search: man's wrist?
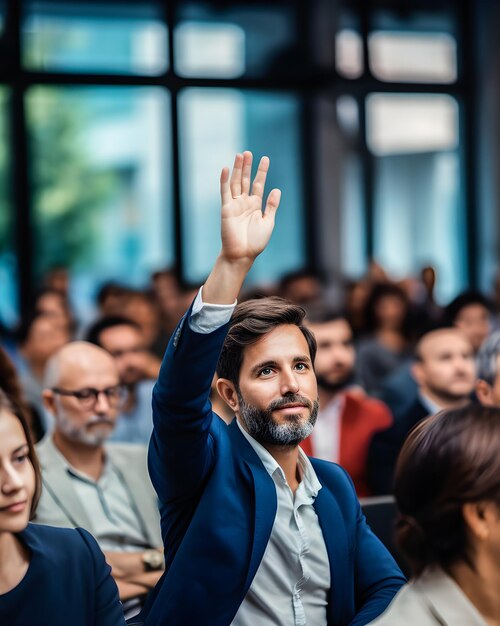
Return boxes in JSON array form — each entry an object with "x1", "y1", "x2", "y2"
[{"x1": 203, "y1": 255, "x2": 253, "y2": 305}]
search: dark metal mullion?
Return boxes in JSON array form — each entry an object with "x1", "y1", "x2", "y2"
[
  {"x1": 166, "y1": 1, "x2": 184, "y2": 282},
  {"x1": 458, "y1": 0, "x2": 477, "y2": 289},
  {"x1": 359, "y1": 1, "x2": 375, "y2": 262},
  {"x1": 7, "y1": 0, "x2": 33, "y2": 318},
  {"x1": 296, "y1": 0, "x2": 317, "y2": 272}
]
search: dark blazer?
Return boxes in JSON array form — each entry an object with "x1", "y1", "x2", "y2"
[
  {"x1": 139, "y1": 308, "x2": 405, "y2": 626},
  {"x1": 367, "y1": 398, "x2": 430, "y2": 495},
  {"x1": 0, "y1": 523, "x2": 125, "y2": 626}
]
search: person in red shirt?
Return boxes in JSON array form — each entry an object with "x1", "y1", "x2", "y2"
[{"x1": 301, "y1": 313, "x2": 393, "y2": 496}]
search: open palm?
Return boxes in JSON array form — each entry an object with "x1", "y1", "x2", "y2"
[{"x1": 219, "y1": 151, "x2": 281, "y2": 263}]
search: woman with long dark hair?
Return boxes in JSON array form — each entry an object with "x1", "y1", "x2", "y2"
[
  {"x1": 0, "y1": 391, "x2": 125, "y2": 625},
  {"x1": 369, "y1": 404, "x2": 500, "y2": 625},
  {"x1": 356, "y1": 282, "x2": 413, "y2": 396}
]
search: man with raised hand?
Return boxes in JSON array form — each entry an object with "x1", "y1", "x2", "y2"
[{"x1": 141, "y1": 152, "x2": 404, "y2": 626}]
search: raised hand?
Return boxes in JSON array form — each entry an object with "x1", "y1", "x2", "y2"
[
  {"x1": 219, "y1": 151, "x2": 281, "y2": 263},
  {"x1": 203, "y1": 151, "x2": 282, "y2": 305}
]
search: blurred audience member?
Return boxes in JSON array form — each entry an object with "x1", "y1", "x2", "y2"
[
  {"x1": 357, "y1": 283, "x2": 414, "y2": 395},
  {"x1": 33, "y1": 287, "x2": 75, "y2": 333},
  {"x1": 96, "y1": 282, "x2": 131, "y2": 317},
  {"x1": 302, "y1": 313, "x2": 393, "y2": 496},
  {"x1": 369, "y1": 405, "x2": 500, "y2": 626},
  {"x1": 344, "y1": 278, "x2": 372, "y2": 337},
  {"x1": 151, "y1": 268, "x2": 183, "y2": 338},
  {"x1": 475, "y1": 331, "x2": 500, "y2": 407},
  {"x1": 279, "y1": 268, "x2": 324, "y2": 310},
  {"x1": 35, "y1": 342, "x2": 163, "y2": 615},
  {"x1": 444, "y1": 291, "x2": 492, "y2": 354},
  {"x1": 86, "y1": 316, "x2": 160, "y2": 443},
  {"x1": 0, "y1": 346, "x2": 44, "y2": 443},
  {"x1": 121, "y1": 290, "x2": 166, "y2": 358},
  {"x1": 12, "y1": 313, "x2": 70, "y2": 436},
  {"x1": 0, "y1": 390, "x2": 125, "y2": 626},
  {"x1": 42, "y1": 266, "x2": 70, "y2": 297},
  {"x1": 368, "y1": 328, "x2": 476, "y2": 494},
  {"x1": 420, "y1": 266, "x2": 442, "y2": 320}
]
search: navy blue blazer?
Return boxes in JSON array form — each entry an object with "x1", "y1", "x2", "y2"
[
  {"x1": 0, "y1": 523, "x2": 125, "y2": 626},
  {"x1": 141, "y1": 309, "x2": 405, "y2": 626}
]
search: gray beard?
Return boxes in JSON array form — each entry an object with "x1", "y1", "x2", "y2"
[
  {"x1": 237, "y1": 391, "x2": 319, "y2": 447},
  {"x1": 57, "y1": 413, "x2": 114, "y2": 447}
]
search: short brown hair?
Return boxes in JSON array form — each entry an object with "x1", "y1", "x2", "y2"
[
  {"x1": 0, "y1": 390, "x2": 42, "y2": 518},
  {"x1": 394, "y1": 404, "x2": 500, "y2": 577},
  {"x1": 217, "y1": 297, "x2": 317, "y2": 385}
]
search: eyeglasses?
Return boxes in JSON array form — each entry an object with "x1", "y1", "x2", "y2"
[{"x1": 51, "y1": 385, "x2": 127, "y2": 410}]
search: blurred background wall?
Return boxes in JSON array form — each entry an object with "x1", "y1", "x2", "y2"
[{"x1": 0, "y1": 0, "x2": 498, "y2": 323}]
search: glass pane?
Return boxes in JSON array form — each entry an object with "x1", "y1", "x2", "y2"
[
  {"x1": 0, "y1": 0, "x2": 6, "y2": 36},
  {"x1": 336, "y1": 95, "x2": 359, "y2": 138},
  {"x1": 0, "y1": 88, "x2": 17, "y2": 326},
  {"x1": 372, "y1": 150, "x2": 465, "y2": 302},
  {"x1": 369, "y1": 32, "x2": 457, "y2": 83},
  {"x1": 179, "y1": 88, "x2": 305, "y2": 285},
  {"x1": 23, "y1": 2, "x2": 168, "y2": 75},
  {"x1": 26, "y1": 87, "x2": 173, "y2": 320},
  {"x1": 335, "y1": 29, "x2": 363, "y2": 79},
  {"x1": 341, "y1": 153, "x2": 366, "y2": 278},
  {"x1": 175, "y1": 4, "x2": 297, "y2": 78},
  {"x1": 366, "y1": 93, "x2": 458, "y2": 156}
]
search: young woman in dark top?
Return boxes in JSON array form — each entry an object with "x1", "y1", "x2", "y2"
[{"x1": 0, "y1": 391, "x2": 125, "y2": 626}]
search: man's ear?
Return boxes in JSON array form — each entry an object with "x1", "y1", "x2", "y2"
[
  {"x1": 42, "y1": 389, "x2": 56, "y2": 414},
  {"x1": 411, "y1": 361, "x2": 424, "y2": 386},
  {"x1": 476, "y1": 379, "x2": 494, "y2": 406},
  {"x1": 216, "y1": 378, "x2": 240, "y2": 413}
]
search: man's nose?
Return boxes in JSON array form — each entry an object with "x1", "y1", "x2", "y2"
[
  {"x1": 280, "y1": 370, "x2": 300, "y2": 396},
  {"x1": 94, "y1": 391, "x2": 112, "y2": 414}
]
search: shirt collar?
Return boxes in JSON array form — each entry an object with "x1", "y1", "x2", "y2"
[
  {"x1": 236, "y1": 419, "x2": 322, "y2": 498},
  {"x1": 48, "y1": 435, "x2": 111, "y2": 485},
  {"x1": 418, "y1": 391, "x2": 442, "y2": 416}
]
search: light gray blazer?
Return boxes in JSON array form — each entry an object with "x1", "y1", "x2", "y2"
[
  {"x1": 368, "y1": 567, "x2": 489, "y2": 626},
  {"x1": 34, "y1": 436, "x2": 162, "y2": 549}
]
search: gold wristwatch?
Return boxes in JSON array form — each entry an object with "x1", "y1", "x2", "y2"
[{"x1": 142, "y1": 549, "x2": 164, "y2": 572}]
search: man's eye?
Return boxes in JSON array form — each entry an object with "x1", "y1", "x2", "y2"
[
  {"x1": 295, "y1": 363, "x2": 307, "y2": 371},
  {"x1": 259, "y1": 368, "x2": 273, "y2": 376},
  {"x1": 77, "y1": 389, "x2": 94, "y2": 399}
]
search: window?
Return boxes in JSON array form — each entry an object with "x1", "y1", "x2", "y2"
[
  {"x1": 366, "y1": 93, "x2": 464, "y2": 302},
  {"x1": 23, "y1": 2, "x2": 168, "y2": 75},
  {"x1": 26, "y1": 86, "x2": 172, "y2": 317},
  {"x1": 175, "y1": 3, "x2": 297, "y2": 78},
  {"x1": 179, "y1": 88, "x2": 305, "y2": 285},
  {"x1": 369, "y1": 31, "x2": 457, "y2": 83},
  {"x1": 0, "y1": 88, "x2": 15, "y2": 325}
]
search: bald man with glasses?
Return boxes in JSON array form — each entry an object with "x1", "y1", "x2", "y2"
[{"x1": 34, "y1": 341, "x2": 163, "y2": 619}]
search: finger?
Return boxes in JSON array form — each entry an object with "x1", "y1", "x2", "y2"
[
  {"x1": 251, "y1": 156, "x2": 270, "y2": 199},
  {"x1": 220, "y1": 167, "x2": 231, "y2": 206},
  {"x1": 241, "y1": 151, "x2": 253, "y2": 195},
  {"x1": 263, "y1": 188, "x2": 281, "y2": 219},
  {"x1": 230, "y1": 153, "x2": 244, "y2": 197}
]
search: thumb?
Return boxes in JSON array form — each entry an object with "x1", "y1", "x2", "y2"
[{"x1": 263, "y1": 188, "x2": 281, "y2": 219}]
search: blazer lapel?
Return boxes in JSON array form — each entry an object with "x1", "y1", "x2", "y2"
[
  {"x1": 312, "y1": 465, "x2": 351, "y2": 625},
  {"x1": 228, "y1": 421, "x2": 277, "y2": 594},
  {"x1": 38, "y1": 438, "x2": 94, "y2": 531}
]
